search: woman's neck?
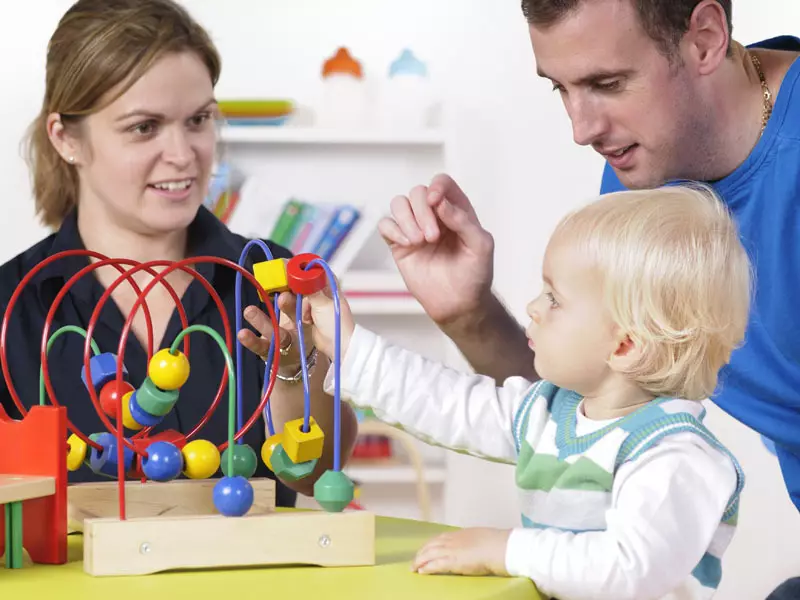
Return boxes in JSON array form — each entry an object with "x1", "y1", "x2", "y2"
[{"x1": 76, "y1": 202, "x2": 188, "y2": 266}]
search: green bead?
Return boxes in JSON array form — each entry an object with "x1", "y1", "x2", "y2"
[
  {"x1": 313, "y1": 469, "x2": 354, "y2": 513},
  {"x1": 220, "y1": 443, "x2": 258, "y2": 478},
  {"x1": 270, "y1": 444, "x2": 317, "y2": 482},
  {"x1": 134, "y1": 377, "x2": 178, "y2": 417}
]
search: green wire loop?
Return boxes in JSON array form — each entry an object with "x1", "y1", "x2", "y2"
[
  {"x1": 169, "y1": 324, "x2": 235, "y2": 476},
  {"x1": 40, "y1": 325, "x2": 101, "y2": 406}
]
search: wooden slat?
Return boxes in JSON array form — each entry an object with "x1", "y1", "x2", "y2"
[
  {"x1": 67, "y1": 478, "x2": 276, "y2": 531},
  {"x1": 0, "y1": 475, "x2": 55, "y2": 504},
  {"x1": 83, "y1": 510, "x2": 376, "y2": 576}
]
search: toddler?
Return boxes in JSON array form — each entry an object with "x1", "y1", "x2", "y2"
[{"x1": 304, "y1": 184, "x2": 750, "y2": 600}]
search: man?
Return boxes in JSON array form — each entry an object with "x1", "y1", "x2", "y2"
[{"x1": 380, "y1": 0, "x2": 799, "y2": 583}]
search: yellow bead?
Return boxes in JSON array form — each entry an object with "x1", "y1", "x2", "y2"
[
  {"x1": 148, "y1": 348, "x2": 190, "y2": 391},
  {"x1": 282, "y1": 417, "x2": 325, "y2": 464},
  {"x1": 181, "y1": 439, "x2": 220, "y2": 479},
  {"x1": 121, "y1": 391, "x2": 144, "y2": 431},
  {"x1": 66, "y1": 433, "x2": 87, "y2": 471},
  {"x1": 253, "y1": 258, "x2": 289, "y2": 301},
  {"x1": 261, "y1": 433, "x2": 284, "y2": 471}
]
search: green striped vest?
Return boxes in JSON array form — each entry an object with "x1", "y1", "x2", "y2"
[{"x1": 512, "y1": 381, "x2": 744, "y2": 592}]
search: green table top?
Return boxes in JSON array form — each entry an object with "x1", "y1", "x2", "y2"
[{"x1": 1, "y1": 512, "x2": 541, "y2": 600}]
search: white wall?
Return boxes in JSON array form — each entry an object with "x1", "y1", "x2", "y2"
[{"x1": 2, "y1": 1, "x2": 799, "y2": 598}]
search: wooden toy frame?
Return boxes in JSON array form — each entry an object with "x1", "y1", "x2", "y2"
[{"x1": 0, "y1": 249, "x2": 375, "y2": 577}]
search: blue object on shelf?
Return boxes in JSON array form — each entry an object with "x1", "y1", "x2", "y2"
[
  {"x1": 225, "y1": 116, "x2": 290, "y2": 126},
  {"x1": 389, "y1": 49, "x2": 427, "y2": 78}
]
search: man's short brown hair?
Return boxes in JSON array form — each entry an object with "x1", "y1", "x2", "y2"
[{"x1": 521, "y1": 0, "x2": 733, "y2": 56}]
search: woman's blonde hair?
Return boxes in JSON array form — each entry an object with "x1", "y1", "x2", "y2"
[
  {"x1": 25, "y1": 0, "x2": 221, "y2": 229},
  {"x1": 552, "y1": 184, "x2": 752, "y2": 400}
]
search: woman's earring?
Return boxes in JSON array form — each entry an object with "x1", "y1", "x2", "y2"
[{"x1": 68, "y1": 156, "x2": 75, "y2": 164}]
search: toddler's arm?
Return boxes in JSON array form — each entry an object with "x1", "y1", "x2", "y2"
[
  {"x1": 505, "y1": 434, "x2": 738, "y2": 599},
  {"x1": 322, "y1": 324, "x2": 539, "y2": 463}
]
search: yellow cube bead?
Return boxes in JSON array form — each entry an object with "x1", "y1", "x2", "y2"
[
  {"x1": 121, "y1": 391, "x2": 144, "y2": 431},
  {"x1": 66, "y1": 433, "x2": 87, "y2": 471},
  {"x1": 282, "y1": 417, "x2": 324, "y2": 464},
  {"x1": 253, "y1": 258, "x2": 289, "y2": 300},
  {"x1": 261, "y1": 433, "x2": 284, "y2": 471}
]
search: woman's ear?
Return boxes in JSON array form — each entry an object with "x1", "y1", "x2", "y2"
[
  {"x1": 46, "y1": 113, "x2": 82, "y2": 165},
  {"x1": 607, "y1": 333, "x2": 645, "y2": 373}
]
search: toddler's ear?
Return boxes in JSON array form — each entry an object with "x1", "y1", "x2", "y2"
[{"x1": 607, "y1": 333, "x2": 644, "y2": 372}]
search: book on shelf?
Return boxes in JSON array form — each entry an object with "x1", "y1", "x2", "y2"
[{"x1": 268, "y1": 197, "x2": 362, "y2": 264}]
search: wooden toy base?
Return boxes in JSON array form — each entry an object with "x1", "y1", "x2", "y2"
[
  {"x1": 67, "y1": 478, "x2": 376, "y2": 577},
  {"x1": 84, "y1": 510, "x2": 376, "y2": 576},
  {"x1": 67, "y1": 478, "x2": 276, "y2": 530}
]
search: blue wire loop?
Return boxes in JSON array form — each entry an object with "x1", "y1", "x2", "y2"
[
  {"x1": 235, "y1": 240, "x2": 279, "y2": 439},
  {"x1": 234, "y1": 249, "x2": 342, "y2": 472},
  {"x1": 295, "y1": 258, "x2": 342, "y2": 472}
]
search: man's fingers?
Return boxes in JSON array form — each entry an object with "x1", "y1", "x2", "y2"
[
  {"x1": 427, "y1": 173, "x2": 477, "y2": 220},
  {"x1": 407, "y1": 184, "x2": 441, "y2": 243},
  {"x1": 389, "y1": 193, "x2": 429, "y2": 244}
]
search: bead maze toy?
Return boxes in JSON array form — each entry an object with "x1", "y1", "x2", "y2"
[{"x1": 0, "y1": 245, "x2": 374, "y2": 576}]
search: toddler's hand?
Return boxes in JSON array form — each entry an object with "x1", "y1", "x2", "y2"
[
  {"x1": 300, "y1": 283, "x2": 355, "y2": 361},
  {"x1": 412, "y1": 527, "x2": 511, "y2": 577}
]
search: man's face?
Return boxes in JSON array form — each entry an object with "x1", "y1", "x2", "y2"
[{"x1": 529, "y1": 0, "x2": 710, "y2": 188}]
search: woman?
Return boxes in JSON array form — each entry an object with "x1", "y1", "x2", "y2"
[{"x1": 0, "y1": 0, "x2": 357, "y2": 506}]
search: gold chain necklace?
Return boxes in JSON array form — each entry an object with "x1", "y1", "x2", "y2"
[{"x1": 750, "y1": 52, "x2": 773, "y2": 134}]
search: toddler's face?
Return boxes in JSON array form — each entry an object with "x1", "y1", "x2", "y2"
[{"x1": 525, "y1": 239, "x2": 620, "y2": 394}]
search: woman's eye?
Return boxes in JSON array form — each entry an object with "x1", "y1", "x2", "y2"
[{"x1": 131, "y1": 121, "x2": 156, "y2": 136}]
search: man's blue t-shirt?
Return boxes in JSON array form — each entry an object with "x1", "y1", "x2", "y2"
[{"x1": 600, "y1": 36, "x2": 800, "y2": 510}]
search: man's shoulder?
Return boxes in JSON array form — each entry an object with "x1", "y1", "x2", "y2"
[{"x1": 748, "y1": 35, "x2": 800, "y2": 53}]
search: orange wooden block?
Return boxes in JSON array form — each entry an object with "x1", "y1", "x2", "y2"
[{"x1": 0, "y1": 404, "x2": 68, "y2": 565}]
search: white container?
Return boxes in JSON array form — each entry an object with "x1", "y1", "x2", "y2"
[
  {"x1": 379, "y1": 49, "x2": 436, "y2": 129},
  {"x1": 318, "y1": 73, "x2": 369, "y2": 128},
  {"x1": 316, "y1": 47, "x2": 370, "y2": 129}
]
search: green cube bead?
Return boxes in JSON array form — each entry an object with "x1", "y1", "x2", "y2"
[
  {"x1": 313, "y1": 469, "x2": 354, "y2": 513},
  {"x1": 270, "y1": 443, "x2": 317, "y2": 482},
  {"x1": 221, "y1": 443, "x2": 258, "y2": 478},
  {"x1": 134, "y1": 377, "x2": 178, "y2": 417}
]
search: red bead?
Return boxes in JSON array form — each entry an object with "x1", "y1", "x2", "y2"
[
  {"x1": 287, "y1": 253, "x2": 327, "y2": 296},
  {"x1": 98, "y1": 380, "x2": 135, "y2": 419}
]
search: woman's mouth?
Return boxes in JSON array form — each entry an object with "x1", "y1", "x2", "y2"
[{"x1": 148, "y1": 178, "x2": 195, "y2": 200}]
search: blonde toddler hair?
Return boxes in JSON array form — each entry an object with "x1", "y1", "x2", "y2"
[{"x1": 551, "y1": 184, "x2": 752, "y2": 401}]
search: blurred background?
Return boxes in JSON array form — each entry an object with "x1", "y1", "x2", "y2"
[{"x1": 1, "y1": 2, "x2": 798, "y2": 597}]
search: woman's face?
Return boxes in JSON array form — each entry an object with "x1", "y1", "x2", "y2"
[{"x1": 67, "y1": 51, "x2": 218, "y2": 235}]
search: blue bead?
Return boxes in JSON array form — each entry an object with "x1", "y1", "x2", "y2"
[
  {"x1": 141, "y1": 441, "x2": 183, "y2": 482},
  {"x1": 128, "y1": 391, "x2": 165, "y2": 427},
  {"x1": 213, "y1": 476, "x2": 254, "y2": 517},
  {"x1": 81, "y1": 352, "x2": 129, "y2": 393},
  {"x1": 88, "y1": 432, "x2": 134, "y2": 478}
]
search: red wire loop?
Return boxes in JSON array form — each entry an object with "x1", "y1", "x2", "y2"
[
  {"x1": 0, "y1": 250, "x2": 281, "y2": 521},
  {"x1": 41, "y1": 255, "x2": 182, "y2": 452}
]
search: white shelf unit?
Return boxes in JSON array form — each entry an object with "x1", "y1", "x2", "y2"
[
  {"x1": 344, "y1": 464, "x2": 447, "y2": 485},
  {"x1": 221, "y1": 123, "x2": 453, "y2": 522},
  {"x1": 220, "y1": 125, "x2": 445, "y2": 147}
]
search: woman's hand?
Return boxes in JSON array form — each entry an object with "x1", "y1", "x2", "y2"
[{"x1": 236, "y1": 291, "x2": 314, "y2": 370}]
